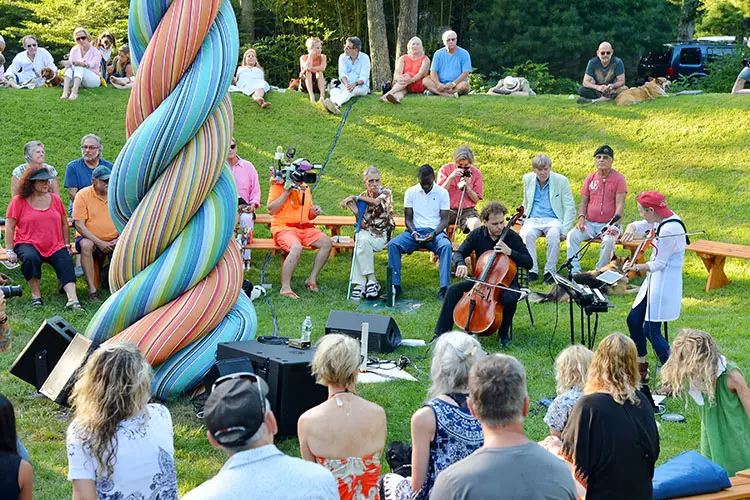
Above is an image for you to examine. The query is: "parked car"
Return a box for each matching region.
[637,41,741,82]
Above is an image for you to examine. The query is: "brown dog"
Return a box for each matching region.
[40,67,64,88]
[615,77,670,106]
[542,256,638,303]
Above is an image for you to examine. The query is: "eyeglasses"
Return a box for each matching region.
[445,38,457,42]
[76,36,87,41]
[599,51,612,55]
[210,372,265,439]
[82,145,100,150]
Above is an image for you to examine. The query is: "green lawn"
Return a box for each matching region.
[1,87,749,498]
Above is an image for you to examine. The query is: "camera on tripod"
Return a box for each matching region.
[272,147,322,187]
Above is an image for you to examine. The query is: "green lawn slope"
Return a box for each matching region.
[0,88,749,497]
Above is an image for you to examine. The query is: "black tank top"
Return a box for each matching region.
[0,451,21,499]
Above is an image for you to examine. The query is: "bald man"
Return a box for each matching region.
[577,41,627,104]
[422,30,471,97]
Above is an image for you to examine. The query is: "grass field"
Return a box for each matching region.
[1,87,749,498]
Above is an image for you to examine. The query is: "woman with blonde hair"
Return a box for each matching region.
[560,333,659,500]
[66,343,178,499]
[108,45,134,89]
[298,333,386,499]
[660,329,750,475]
[381,331,485,500]
[299,36,327,105]
[544,345,593,437]
[61,27,103,100]
[381,37,430,104]
[231,48,271,108]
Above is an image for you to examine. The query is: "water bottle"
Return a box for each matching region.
[274,145,284,161]
[301,316,312,343]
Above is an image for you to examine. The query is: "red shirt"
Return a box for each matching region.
[6,194,68,257]
[437,163,484,209]
[581,168,627,223]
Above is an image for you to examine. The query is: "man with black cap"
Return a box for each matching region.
[566,145,627,273]
[72,166,119,302]
[182,374,337,500]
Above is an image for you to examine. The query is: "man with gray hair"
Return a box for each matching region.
[431,354,578,499]
[323,37,370,116]
[64,134,114,211]
[422,30,471,97]
[182,374,337,500]
[520,154,576,283]
[4,35,57,89]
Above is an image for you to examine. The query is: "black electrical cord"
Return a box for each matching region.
[311,97,358,192]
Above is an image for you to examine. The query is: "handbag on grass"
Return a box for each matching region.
[652,450,731,500]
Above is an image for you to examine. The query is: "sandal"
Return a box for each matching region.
[66,301,86,312]
[30,297,43,307]
[305,282,319,292]
[88,291,102,302]
[365,281,381,299]
[280,290,299,299]
[350,285,364,300]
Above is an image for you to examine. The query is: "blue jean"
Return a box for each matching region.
[627,297,670,365]
[387,228,452,288]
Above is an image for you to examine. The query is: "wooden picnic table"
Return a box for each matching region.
[672,469,750,500]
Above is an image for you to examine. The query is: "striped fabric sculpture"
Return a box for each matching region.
[83,0,256,399]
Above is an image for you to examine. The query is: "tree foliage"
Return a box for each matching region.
[698,1,749,39]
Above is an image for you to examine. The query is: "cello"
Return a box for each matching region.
[453,206,525,336]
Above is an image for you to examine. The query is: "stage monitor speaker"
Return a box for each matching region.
[217,340,327,438]
[40,334,93,406]
[325,311,401,353]
[10,316,78,390]
[204,357,255,393]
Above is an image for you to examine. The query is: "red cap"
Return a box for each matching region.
[637,191,673,218]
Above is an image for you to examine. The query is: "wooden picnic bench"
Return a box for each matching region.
[686,240,750,292]
[672,469,750,500]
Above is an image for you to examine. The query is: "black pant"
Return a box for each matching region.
[15,244,76,285]
[577,86,604,99]
[435,280,518,340]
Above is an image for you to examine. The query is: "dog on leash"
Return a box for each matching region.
[40,67,64,88]
[615,77,670,106]
[542,256,638,303]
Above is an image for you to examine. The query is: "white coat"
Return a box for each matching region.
[631,214,686,322]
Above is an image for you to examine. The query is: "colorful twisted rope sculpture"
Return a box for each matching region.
[83,0,256,399]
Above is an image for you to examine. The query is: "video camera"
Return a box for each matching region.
[272,147,322,187]
[0,285,22,298]
[743,58,750,68]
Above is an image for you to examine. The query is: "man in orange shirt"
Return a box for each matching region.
[267,174,332,299]
[72,166,119,301]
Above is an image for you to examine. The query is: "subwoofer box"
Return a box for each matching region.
[325,311,402,353]
[10,316,78,390]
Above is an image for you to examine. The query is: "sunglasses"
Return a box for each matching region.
[599,51,612,55]
[229,144,237,149]
[26,43,37,48]
[76,36,87,41]
[210,372,265,439]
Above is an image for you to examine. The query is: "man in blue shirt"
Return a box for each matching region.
[323,37,370,116]
[577,41,627,104]
[64,134,114,215]
[422,30,471,97]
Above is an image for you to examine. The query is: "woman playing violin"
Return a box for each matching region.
[434,202,533,347]
[621,191,687,386]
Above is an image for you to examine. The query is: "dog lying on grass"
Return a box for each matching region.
[40,67,64,88]
[538,256,639,303]
[615,77,670,106]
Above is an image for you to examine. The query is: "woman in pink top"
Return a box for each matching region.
[61,27,103,100]
[381,37,430,104]
[228,139,261,269]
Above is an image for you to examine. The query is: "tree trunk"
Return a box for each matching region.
[678,0,700,41]
[239,0,255,41]
[367,0,392,91]
[395,0,419,60]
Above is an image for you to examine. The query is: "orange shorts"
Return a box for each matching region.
[273,227,328,252]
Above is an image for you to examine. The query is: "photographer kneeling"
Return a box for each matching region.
[267,165,332,299]
[731,40,750,95]
[437,146,484,234]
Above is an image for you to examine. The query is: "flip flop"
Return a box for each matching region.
[280,290,299,299]
[305,282,319,292]
[65,301,86,312]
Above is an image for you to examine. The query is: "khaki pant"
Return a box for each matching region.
[352,231,387,285]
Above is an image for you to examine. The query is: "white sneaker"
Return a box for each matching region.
[350,285,364,300]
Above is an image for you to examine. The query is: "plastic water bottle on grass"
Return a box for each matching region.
[301,316,312,343]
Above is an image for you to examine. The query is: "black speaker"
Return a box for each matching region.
[204,357,255,393]
[325,311,402,353]
[10,316,78,390]
[40,334,93,406]
[216,340,327,438]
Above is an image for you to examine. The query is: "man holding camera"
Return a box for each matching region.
[267,168,332,299]
[437,146,483,234]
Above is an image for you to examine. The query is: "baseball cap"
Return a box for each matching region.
[28,168,53,181]
[594,145,614,158]
[91,166,111,181]
[637,191,673,218]
[203,374,270,446]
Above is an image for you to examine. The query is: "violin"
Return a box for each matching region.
[624,228,655,280]
[453,206,525,336]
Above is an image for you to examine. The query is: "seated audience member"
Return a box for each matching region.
[0,53,6,86]
[94,30,116,75]
[183,373,338,499]
[11,141,61,197]
[381,331,485,500]
[437,145,483,234]
[660,329,750,475]
[0,33,5,52]
[0,291,11,353]
[0,393,34,500]
[486,75,536,96]
[577,41,627,104]
[73,166,118,301]
[520,154,576,283]
[67,343,178,499]
[381,37,430,104]
[544,345,593,438]
[387,164,452,300]
[5,166,83,310]
[64,134,114,214]
[4,35,57,89]
[422,30,471,98]
[231,48,271,108]
[298,334,387,499]
[61,28,103,100]
[433,202,532,348]
[323,37,370,116]
[566,145,626,273]
[340,166,395,299]
[431,354,578,500]
[558,333,659,500]
[731,41,750,94]
[267,167,332,298]
[108,45,134,89]
[299,36,327,105]
[228,138,261,269]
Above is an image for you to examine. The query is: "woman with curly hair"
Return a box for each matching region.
[559,333,659,500]
[66,343,178,499]
[544,345,593,437]
[660,329,750,475]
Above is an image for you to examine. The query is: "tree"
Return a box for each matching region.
[699,1,747,39]
[366,0,392,90]
[679,0,702,40]
[238,0,255,41]
[395,0,418,59]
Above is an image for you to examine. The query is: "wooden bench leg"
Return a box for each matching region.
[697,253,730,292]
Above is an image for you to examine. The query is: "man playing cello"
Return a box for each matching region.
[434,202,533,347]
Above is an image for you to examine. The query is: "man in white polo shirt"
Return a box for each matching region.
[387,164,452,300]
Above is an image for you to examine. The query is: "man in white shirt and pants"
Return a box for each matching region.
[4,35,57,89]
[323,36,370,116]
